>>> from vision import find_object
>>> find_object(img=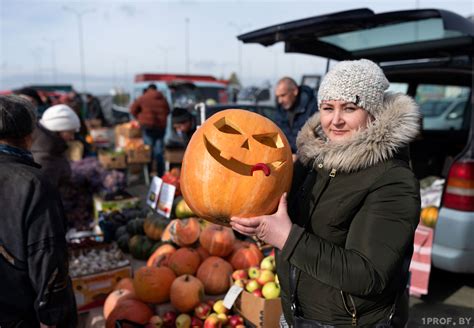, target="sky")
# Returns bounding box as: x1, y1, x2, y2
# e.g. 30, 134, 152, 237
0, 0, 472, 94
